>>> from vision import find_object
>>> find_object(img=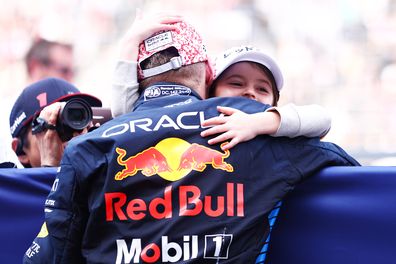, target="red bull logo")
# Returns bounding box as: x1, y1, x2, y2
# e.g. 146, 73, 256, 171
115, 138, 234, 181
115, 147, 172, 180
108, 138, 243, 222
177, 143, 233, 172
